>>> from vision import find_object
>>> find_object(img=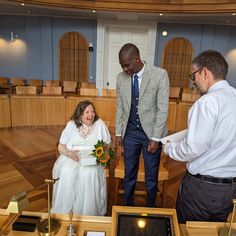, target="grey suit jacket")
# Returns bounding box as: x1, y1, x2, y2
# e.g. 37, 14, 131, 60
116, 63, 169, 140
